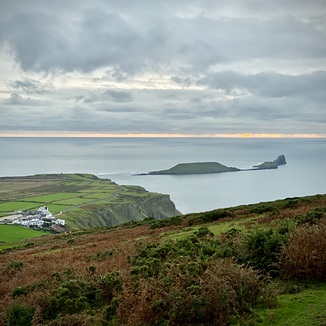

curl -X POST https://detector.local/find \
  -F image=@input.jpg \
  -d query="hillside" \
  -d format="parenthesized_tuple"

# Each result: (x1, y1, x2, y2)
(0, 194, 325, 325)
(0, 174, 181, 230)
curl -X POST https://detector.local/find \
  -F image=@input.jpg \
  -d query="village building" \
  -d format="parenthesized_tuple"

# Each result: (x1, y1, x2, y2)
(1, 205, 65, 228)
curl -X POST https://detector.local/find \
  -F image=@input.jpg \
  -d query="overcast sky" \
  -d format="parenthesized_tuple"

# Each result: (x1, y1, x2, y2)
(0, 0, 325, 137)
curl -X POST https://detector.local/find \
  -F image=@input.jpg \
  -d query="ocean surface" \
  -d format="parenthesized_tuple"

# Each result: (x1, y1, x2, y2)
(0, 137, 325, 214)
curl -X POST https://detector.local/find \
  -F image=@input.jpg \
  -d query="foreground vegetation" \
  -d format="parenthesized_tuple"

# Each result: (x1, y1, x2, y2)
(0, 194, 325, 325)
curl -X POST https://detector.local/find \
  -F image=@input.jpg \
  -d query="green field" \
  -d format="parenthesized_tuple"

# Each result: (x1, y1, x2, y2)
(0, 225, 48, 243)
(0, 201, 39, 214)
(45, 204, 68, 214)
(83, 192, 115, 199)
(54, 197, 94, 206)
(21, 192, 82, 203)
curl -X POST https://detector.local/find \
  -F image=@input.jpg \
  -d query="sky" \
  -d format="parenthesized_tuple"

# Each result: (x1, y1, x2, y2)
(0, 0, 325, 137)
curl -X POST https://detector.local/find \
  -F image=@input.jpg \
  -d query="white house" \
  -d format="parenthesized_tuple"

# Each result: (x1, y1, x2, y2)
(54, 219, 65, 226)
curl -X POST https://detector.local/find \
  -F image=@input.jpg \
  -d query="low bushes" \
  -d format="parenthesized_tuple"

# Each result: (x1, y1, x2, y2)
(281, 221, 326, 280)
(6, 304, 35, 326)
(119, 259, 266, 326)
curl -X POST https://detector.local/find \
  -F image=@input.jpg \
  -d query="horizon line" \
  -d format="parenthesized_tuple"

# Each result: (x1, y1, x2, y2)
(0, 132, 325, 139)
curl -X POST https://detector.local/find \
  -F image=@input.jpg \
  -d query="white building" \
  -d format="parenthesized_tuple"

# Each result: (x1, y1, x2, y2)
(54, 219, 65, 226)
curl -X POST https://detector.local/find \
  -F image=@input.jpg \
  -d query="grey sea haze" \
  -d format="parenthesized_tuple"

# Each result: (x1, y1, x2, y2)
(0, 137, 325, 214)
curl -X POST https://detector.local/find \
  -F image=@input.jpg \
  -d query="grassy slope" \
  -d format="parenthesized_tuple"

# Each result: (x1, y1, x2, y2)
(0, 194, 325, 325)
(255, 283, 326, 326)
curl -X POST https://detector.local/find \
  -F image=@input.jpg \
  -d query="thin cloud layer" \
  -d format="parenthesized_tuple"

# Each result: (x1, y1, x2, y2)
(0, 0, 325, 135)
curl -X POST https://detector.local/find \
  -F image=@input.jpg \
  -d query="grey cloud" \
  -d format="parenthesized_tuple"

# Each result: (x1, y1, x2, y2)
(9, 78, 49, 94)
(98, 106, 135, 113)
(104, 68, 129, 81)
(199, 71, 326, 100)
(171, 76, 193, 87)
(1, 1, 325, 74)
(103, 90, 133, 103)
(3, 93, 43, 106)
(78, 90, 133, 103)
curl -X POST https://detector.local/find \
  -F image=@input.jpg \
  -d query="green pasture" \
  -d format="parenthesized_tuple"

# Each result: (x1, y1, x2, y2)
(0, 201, 39, 214)
(46, 204, 68, 214)
(83, 192, 115, 199)
(20, 192, 82, 203)
(54, 197, 93, 206)
(256, 283, 326, 325)
(0, 225, 48, 244)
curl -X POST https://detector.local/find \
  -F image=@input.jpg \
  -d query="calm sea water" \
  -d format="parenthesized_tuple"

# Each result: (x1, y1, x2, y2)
(0, 137, 325, 214)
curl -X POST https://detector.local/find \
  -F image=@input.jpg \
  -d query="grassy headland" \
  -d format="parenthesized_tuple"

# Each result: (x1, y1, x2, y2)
(0, 174, 180, 230)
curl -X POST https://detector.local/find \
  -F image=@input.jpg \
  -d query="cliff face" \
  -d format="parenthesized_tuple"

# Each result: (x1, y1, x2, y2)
(64, 193, 182, 229)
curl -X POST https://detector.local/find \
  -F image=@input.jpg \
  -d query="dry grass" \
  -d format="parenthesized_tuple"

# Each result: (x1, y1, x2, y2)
(280, 219, 326, 280)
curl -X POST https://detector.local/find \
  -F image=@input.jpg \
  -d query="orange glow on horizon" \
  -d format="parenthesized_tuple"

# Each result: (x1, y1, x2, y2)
(0, 132, 325, 138)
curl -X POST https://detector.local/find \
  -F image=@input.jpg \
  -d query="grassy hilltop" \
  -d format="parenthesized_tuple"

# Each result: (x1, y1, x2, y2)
(0, 194, 325, 325)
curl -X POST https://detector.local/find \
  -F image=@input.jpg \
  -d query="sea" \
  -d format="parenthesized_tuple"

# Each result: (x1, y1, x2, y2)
(0, 137, 325, 214)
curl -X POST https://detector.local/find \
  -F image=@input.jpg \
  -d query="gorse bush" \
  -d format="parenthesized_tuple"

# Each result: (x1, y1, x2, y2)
(119, 258, 266, 325)
(85, 249, 116, 261)
(295, 207, 326, 225)
(40, 269, 122, 322)
(187, 208, 231, 225)
(7, 261, 24, 270)
(240, 226, 289, 276)
(121, 232, 275, 325)
(6, 304, 35, 326)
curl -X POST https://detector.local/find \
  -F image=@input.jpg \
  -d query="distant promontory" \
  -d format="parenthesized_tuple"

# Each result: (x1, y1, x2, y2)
(146, 155, 287, 175)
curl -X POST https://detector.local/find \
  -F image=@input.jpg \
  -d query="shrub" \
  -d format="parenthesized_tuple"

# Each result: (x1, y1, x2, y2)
(295, 207, 326, 225)
(195, 226, 214, 238)
(280, 221, 326, 280)
(150, 216, 182, 229)
(41, 278, 98, 321)
(98, 272, 122, 303)
(6, 304, 35, 326)
(8, 261, 24, 270)
(12, 286, 30, 298)
(249, 204, 278, 214)
(188, 209, 230, 225)
(118, 259, 268, 325)
(237, 226, 289, 276)
(85, 249, 116, 261)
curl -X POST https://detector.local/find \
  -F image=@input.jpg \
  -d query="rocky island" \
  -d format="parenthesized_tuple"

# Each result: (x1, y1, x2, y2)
(147, 155, 286, 175)
(252, 154, 287, 170)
